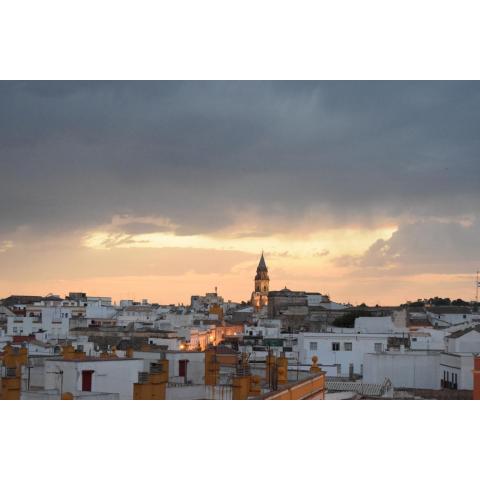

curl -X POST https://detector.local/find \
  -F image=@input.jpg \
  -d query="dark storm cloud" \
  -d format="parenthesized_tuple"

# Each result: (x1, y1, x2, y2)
(1, 81, 480, 238)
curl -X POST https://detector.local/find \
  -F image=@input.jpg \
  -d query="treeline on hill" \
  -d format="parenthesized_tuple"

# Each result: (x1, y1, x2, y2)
(332, 297, 475, 329)
(401, 297, 471, 307)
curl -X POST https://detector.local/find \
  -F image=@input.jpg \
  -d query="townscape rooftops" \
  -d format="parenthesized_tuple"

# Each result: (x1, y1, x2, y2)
(408, 318, 431, 327)
(123, 306, 154, 312)
(407, 307, 427, 313)
(446, 325, 480, 339)
(46, 356, 140, 363)
(1, 295, 45, 306)
(326, 380, 387, 397)
(269, 289, 307, 297)
(427, 306, 472, 314)
(206, 345, 237, 355)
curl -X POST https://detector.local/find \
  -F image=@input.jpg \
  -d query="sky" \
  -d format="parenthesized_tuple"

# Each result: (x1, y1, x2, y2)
(1, 81, 479, 305)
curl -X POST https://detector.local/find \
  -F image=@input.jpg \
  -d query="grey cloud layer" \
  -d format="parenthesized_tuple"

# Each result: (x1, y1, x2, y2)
(337, 219, 480, 276)
(1, 81, 480, 238)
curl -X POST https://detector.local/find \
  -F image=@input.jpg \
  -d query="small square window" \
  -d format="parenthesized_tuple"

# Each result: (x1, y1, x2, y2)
(332, 342, 340, 351)
(309, 342, 317, 351)
(374, 343, 383, 353)
(344, 342, 352, 351)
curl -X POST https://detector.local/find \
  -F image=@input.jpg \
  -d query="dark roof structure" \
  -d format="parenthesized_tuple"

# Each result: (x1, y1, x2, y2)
(427, 306, 471, 315)
(1, 295, 44, 307)
(257, 252, 267, 271)
(446, 325, 480, 339)
(255, 252, 269, 281)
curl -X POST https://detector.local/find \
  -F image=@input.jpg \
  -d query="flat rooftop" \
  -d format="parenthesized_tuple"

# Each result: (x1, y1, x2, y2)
(45, 357, 141, 363)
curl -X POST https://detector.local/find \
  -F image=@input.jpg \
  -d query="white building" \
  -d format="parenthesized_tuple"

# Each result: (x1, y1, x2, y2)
(85, 299, 117, 320)
(364, 326, 480, 391)
(445, 327, 480, 353)
(244, 322, 282, 338)
(296, 330, 404, 376)
(148, 335, 184, 351)
(426, 309, 479, 328)
(6, 306, 71, 338)
(190, 292, 224, 312)
(354, 316, 399, 334)
(115, 306, 156, 327)
(131, 349, 205, 385)
(363, 349, 441, 389)
(409, 328, 446, 350)
(158, 311, 196, 329)
(44, 357, 144, 399)
(440, 326, 480, 390)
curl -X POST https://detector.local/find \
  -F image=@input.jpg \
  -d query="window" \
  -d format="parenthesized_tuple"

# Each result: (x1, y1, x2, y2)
(374, 343, 382, 353)
(332, 342, 340, 351)
(309, 342, 317, 351)
(344, 342, 352, 351)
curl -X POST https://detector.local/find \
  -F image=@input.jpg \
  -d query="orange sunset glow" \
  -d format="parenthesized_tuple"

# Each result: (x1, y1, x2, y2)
(1, 81, 480, 306)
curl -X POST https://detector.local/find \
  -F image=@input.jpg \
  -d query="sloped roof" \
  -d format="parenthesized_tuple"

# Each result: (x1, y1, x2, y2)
(1, 295, 44, 306)
(257, 252, 268, 272)
(446, 325, 480, 339)
(326, 380, 385, 397)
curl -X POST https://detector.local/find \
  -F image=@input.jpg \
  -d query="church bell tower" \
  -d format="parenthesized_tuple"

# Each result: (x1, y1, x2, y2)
(251, 252, 269, 310)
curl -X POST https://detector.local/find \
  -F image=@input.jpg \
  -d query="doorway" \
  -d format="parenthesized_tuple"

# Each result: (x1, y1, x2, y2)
(81, 370, 94, 392)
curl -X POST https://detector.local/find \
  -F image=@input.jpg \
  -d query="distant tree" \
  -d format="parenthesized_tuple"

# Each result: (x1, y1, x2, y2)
(451, 298, 469, 306)
(401, 297, 456, 307)
(428, 297, 451, 306)
(410, 299, 425, 307)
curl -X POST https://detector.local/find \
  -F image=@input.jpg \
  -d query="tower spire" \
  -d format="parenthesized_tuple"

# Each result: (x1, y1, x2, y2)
(257, 251, 267, 272)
